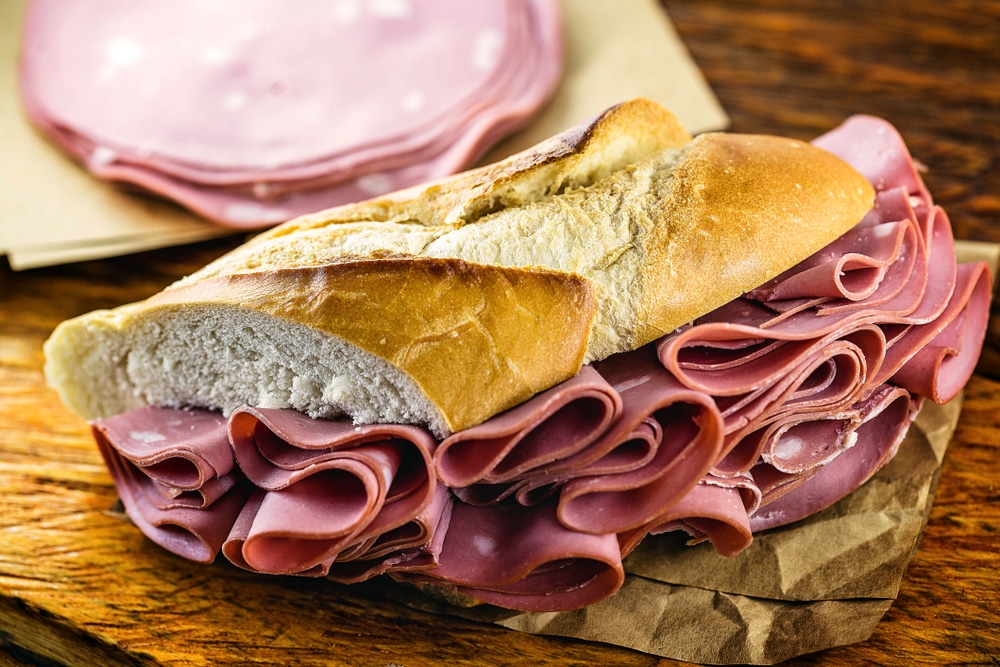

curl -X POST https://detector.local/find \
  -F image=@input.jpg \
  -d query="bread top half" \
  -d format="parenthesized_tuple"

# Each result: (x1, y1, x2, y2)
(44, 99, 876, 435)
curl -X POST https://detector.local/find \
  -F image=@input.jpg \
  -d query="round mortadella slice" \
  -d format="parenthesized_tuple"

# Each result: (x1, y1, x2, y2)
(18, 0, 564, 228)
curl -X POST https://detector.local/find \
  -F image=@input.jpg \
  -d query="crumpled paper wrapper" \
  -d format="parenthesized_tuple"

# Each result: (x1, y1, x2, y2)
(377, 241, 997, 665)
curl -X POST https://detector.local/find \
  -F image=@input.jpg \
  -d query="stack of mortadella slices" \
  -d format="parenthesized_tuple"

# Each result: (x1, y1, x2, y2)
(17, 0, 563, 229)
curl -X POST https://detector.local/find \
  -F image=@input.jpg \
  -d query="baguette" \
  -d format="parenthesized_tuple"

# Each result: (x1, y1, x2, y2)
(44, 99, 875, 436)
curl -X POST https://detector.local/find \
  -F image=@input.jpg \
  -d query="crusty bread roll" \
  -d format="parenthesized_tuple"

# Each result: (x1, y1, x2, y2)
(44, 99, 875, 436)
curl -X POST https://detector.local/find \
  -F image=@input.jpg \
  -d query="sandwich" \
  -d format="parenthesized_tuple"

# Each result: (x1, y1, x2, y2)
(43, 98, 992, 612)
(18, 0, 563, 229)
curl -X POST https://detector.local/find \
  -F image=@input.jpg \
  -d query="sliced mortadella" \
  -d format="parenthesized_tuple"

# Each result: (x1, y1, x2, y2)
(715, 326, 885, 474)
(19, 0, 564, 228)
(808, 115, 960, 329)
(747, 215, 913, 305)
(137, 469, 243, 511)
(236, 461, 388, 574)
(477, 417, 661, 509)
(875, 203, 956, 326)
(658, 323, 876, 400)
(655, 197, 925, 405)
(885, 261, 992, 403)
(232, 407, 438, 543)
(554, 345, 724, 534)
(400, 498, 625, 612)
(757, 414, 862, 475)
(222, 490, 330, 576)
(618, 476, 757, 558)
(21, 0, 525, 170)
(224, 408, 439, 574)
(94, 429, 251, 564)
(228, 406, 435, 488)
(739, 113, 955, 331)
(810, 191, 923, 319)
(747, 184, 930, 327)
(434, 365, 622, 487)
(91, 406, 234, 491)
(812, 114, 933, 214)
(749, 385, 919, 531)
(327, 482, 454, 584)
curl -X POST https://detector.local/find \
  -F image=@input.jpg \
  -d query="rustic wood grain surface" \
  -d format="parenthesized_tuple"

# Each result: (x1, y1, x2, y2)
(2, 1, 999, 665)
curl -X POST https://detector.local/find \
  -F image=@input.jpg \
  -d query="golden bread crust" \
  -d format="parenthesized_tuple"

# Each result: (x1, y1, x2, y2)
(44, 99, 876, 433)
(637, 132, 876, 342)
(147, 257, 596, 432)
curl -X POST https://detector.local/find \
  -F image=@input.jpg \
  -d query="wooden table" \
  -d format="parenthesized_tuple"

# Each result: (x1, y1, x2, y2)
(2, 1, 999, 665)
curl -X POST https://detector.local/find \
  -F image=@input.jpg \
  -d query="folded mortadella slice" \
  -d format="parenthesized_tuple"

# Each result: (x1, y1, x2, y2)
(229, 406, 436, 489)
(91, 406, 235, 490)
(747, 213, 914, 307)
(554, 345, 724, 534)
(807, 190, 925, 320)
(749, 384, 919, 531)
(231, 455, 394, 574)
(492, 417, 661, 508)
(93, 426, 251, 564)
(618, 474, 758, 558)
(434, 365, 622, 488)
(654, 191, 930, 403)
(399, 498, 625, 612)
(449, 348, 719, 511)
(221, 490, 330, 575)
(226, 407, 438, 574)
(809, 116, 960, 329)
(326, 482, 454, 584)
(888, 260, 993, 403)
(657, 320, 879, 401)
(91, 406, 244, 513)
(713, 326, 886, 474)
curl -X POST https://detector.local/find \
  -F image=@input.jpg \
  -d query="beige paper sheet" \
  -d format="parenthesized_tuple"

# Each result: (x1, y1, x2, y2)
(0, 0, 727, 270)
(377, 240, 998, 665)
(479, 0, 730, 163)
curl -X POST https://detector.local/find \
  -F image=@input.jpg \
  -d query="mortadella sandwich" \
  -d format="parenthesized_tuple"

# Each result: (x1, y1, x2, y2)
(43, 99, 992, 612)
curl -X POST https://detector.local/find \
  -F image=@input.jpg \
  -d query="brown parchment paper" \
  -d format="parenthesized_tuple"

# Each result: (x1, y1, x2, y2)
(0, 0, 727, 269)
(378, 241, 998, 665)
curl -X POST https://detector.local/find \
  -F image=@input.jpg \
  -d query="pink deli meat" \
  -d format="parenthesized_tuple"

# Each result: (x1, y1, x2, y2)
(224, 407, 439, 576)
(91, 408, 251, 564)
(18, 0, 563, 228)
(90, 115, 992, 612)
